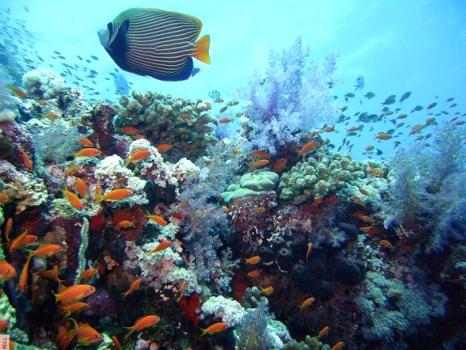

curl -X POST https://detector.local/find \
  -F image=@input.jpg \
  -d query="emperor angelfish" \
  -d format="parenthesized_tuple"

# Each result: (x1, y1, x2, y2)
(98, 8, 210, 81)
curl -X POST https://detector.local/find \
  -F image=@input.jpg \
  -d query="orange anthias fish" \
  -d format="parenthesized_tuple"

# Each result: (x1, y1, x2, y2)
(122, 277, 142, 298)
(54, 284, 96, 305)
(64, 189, 84, 210)
(247, 270, 260, 278)
(272, 158, 287, 173)
(18, 257, 31, 293)
(41, 265, 63, 283)
(298, 140, 320, 156)
(156, 143, 173, 153)
(125, 315, 160, 338)
(0, 319, 10, 332)
(251, 159, 270, 169)
(318, 326, 330, 338)
(200, 322, 229, 336)
(119, 126, 140, 136)
(74, 148, 102, 157)
(331, 341, 345, 350)
(260, 286, 274, 296)
(98, 188, 133, 203)
(245, 256, 261, 265)
(0, 192, 9, 203)
(111, 336, 122, 350)
(359, 226, 381, 236)
(250, 150, 271, 159)
(20, 150, 33, 170)
(116, 220, 135, 229)
(72, 322, 102, 346)
(75, 178, 88, 198)
(375, 132, 392, 140)
(126, 149, 150, 165)
(150, 239, 171, 253)
(299, 296, 315, 310)
(379, 239, 394, 249)
(218, 117, 232, 124)
(4, 217, 13, 242)
(359, 188, 370, 196)
(9, 230, 29, 252)
(79, 137, 94, 147)
(61, 302, 89, 316)
(146, 213, 168, 226)
(0, 260, 16, 281)
(57, 325, 73, 350)
(9, 86, 27, 99)
(78, 268, 97, 281)
(30, 244, 64, 257)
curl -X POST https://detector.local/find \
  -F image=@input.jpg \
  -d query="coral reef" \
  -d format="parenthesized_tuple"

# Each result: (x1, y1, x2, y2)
(221, 170, 278, 203)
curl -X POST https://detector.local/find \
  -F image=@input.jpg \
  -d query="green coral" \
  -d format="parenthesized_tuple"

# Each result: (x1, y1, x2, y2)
(221, 170, 278, 203)
(283, 335, 332, 350)
(278, 150, 366, 204)
(114, 91, 217, 160)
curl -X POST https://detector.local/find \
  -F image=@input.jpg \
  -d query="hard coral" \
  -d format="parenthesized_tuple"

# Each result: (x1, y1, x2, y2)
(114, 91, 217, 161)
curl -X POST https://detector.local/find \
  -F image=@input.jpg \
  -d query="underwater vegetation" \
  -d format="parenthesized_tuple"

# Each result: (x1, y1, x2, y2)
(0, 8, 466, 349)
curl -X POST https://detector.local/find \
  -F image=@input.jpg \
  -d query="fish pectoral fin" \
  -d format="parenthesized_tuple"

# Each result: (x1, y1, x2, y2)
(194, 35, 211, 64)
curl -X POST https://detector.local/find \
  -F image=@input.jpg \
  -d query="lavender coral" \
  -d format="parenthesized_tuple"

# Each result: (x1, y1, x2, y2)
(244, 37, 337, 153)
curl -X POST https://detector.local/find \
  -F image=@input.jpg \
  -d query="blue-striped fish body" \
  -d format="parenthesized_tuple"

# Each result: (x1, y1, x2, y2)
(98, 8, 210, 81)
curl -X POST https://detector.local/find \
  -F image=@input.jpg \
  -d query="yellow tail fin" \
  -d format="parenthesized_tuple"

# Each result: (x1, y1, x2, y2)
(194, 35, 211, 64)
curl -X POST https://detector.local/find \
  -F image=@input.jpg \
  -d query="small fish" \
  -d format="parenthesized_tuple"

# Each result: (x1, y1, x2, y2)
(57, 325, 73, 350)
(318, 326, 329, 338)
(18, 257, 31, 293)
(359, 188, 370, 196)
(74, 148, 102, 157)
(247, 270, 260, 278)
(150, 239, 171, 253)
(399, 91, 411, 103)
(61, 302, 89, 316)
(251, 159, 270, 169)
(0, 260, 16, 281)
(305, 242, 313, 262)
(344, 93, 355, 101)
(78, 268, 97, 281)
(260, 286, 274, 296)
(30, 244, 64, 257)
(298, 141, 320, 156)
(208, 90, 220, 100)
(359, 226, 381, 236)
(119, 126, 140, 135)
(219, 106, 228, 113)
(97, 188, 133, 202)
(0, 192, 9, 203)
(245, 256, 261, 265)
(250, 150, 272, 159)
(54, 284, 96, 305)
(9, 86, 27, 99)
(410, 105, 423, 113)
(41, 265, 63, 283)
(218, 117, 232, 124)
(122, 277, 142, 298)
(397, 113, 407, 119)
(75, 178, 88, 198)
(200, 322, 229, 336)
(156, 143, 173, 153)
(272, 158, 287, 173)
(375, 132, 392, 140)
(410, 124, 424, 134)
(72, 322, 102, 346)
(44, 111, 59, 119)
(126, 149, 150, 165)
(20, 150, 33, 170)
(364, 92, 375, 99)
(112, 336, 122, 350)
(116, 220, 134, 229)
(64, 189, 83, 210)
(331, 341, 345, 350)
(299, 296, 315, 310)
(125, 315, 160, 338)
(354, 76, 364, 91)
(176, 280, 188, 302)
(427, 102, 437, 109)
(0, 319, 9, 332)
(379, 239, 394, 249)
(79, 137, 94, 147)
(146, 213, 168, 226)
(382, 95, 396, 105)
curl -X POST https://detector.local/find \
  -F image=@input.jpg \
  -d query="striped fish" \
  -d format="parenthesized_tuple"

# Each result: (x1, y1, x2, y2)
(98, 8, 210, 81)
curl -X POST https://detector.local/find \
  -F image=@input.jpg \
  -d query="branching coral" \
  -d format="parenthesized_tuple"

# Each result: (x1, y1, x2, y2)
(244, 37, 337, 153)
